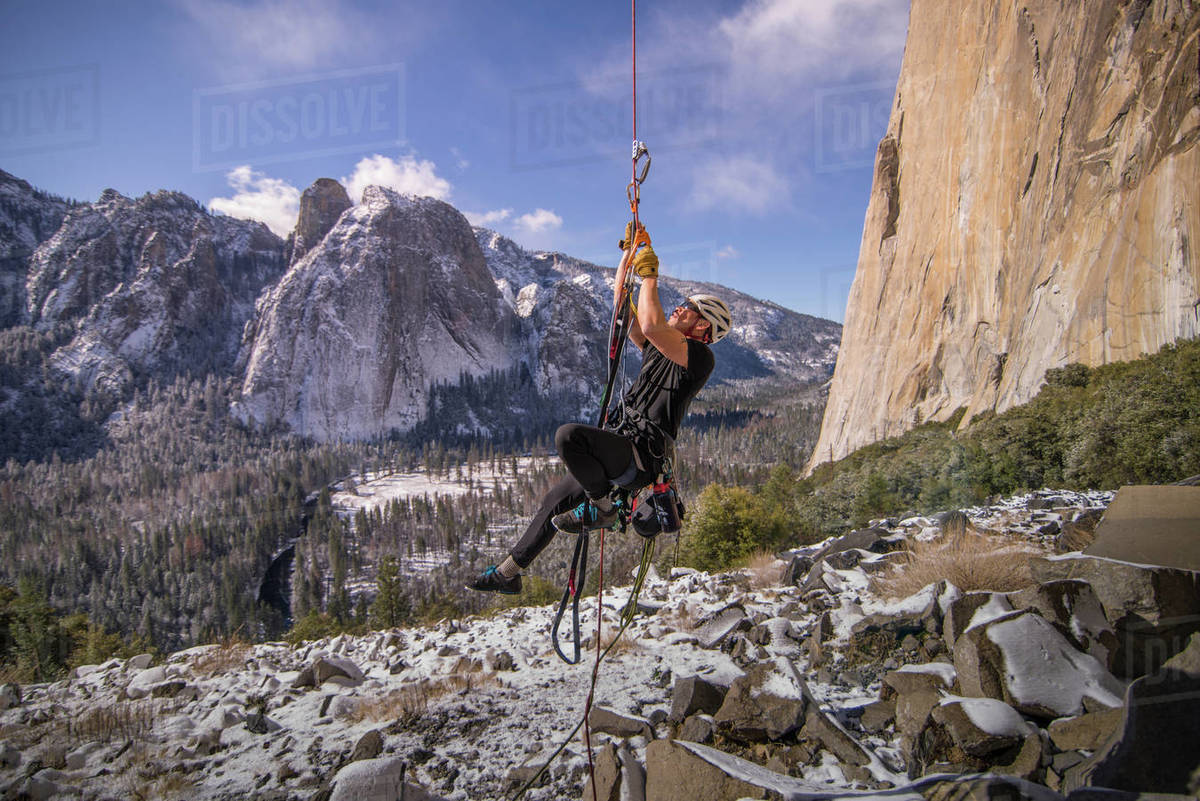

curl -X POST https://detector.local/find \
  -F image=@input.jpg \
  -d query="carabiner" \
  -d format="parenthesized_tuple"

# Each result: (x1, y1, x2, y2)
(631, 140, 651, 185)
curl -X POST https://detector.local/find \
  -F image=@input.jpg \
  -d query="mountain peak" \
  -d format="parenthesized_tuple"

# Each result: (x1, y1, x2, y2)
(288, 178, 351, 264)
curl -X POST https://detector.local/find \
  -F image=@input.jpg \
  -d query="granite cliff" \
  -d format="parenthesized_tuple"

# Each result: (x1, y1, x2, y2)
(0, 170, 69, 328)
(234, 187, 521, 440)
(810, 0, 1199, 469)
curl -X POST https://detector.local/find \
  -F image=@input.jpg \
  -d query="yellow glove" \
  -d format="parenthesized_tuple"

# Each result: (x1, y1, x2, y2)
(619, 221, 651, 251)
(632, 243, 659, 279)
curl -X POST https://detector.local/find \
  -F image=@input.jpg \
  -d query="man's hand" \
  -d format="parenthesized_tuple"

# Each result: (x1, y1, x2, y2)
(632, 244, 659, 279)
(619, 221, 651, 251)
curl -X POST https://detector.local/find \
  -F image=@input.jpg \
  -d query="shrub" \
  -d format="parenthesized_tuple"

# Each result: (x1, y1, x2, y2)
(502, 573, 560, 608)
(284, 611, 357, 645)
(745, 549, 785, 589)
(872, 527, 1041, 599)
(189, 630, 253, 678)
(681, 484, 789, 572)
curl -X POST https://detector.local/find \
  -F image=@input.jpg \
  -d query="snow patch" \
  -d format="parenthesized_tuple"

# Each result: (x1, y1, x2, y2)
(940, 695, 1034, 738)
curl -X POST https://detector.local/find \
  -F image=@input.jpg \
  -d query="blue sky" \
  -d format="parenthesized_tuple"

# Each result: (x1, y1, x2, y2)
(0, 0, 908, 321)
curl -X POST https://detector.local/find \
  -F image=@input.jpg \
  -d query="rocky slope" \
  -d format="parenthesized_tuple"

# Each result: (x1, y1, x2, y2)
(810, 0, 1200, 469)
(0, 169, 69, 329)
(4, 488, 1197, 800)
(25, 188, 286, 405)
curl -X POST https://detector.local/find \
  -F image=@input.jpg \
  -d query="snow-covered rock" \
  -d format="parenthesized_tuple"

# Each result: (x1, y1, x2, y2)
(954, 609, 1125, 718)
(932, 696, 1035, 756)
(714, 656, 809, 741)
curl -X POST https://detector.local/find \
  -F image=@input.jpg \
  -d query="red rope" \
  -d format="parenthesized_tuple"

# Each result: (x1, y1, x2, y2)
(582, 6, 635, 798)
(581, 528, 606, 801)
(630, 0, 640, 229)
(632, 0, 638, 151)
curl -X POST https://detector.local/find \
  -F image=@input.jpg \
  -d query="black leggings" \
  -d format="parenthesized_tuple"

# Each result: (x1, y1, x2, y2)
(509, 423, 639, 568)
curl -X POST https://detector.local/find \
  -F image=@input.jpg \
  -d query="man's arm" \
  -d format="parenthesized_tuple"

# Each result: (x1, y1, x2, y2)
(637, 275, 688, 367)
(614, 248, 647, 349)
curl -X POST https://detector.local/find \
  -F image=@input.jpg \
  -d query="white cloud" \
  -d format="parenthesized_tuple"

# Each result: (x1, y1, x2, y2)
(177, 0, 383, 72)
(341, 154, 452, 204)
(718, 0, 907, 89)
(514, 209, 563, 234)
(464, 208, 512, 227)
(208, 166, 300, 237)
(716, 245, 740, 260)
(579, 0, 907, 212)
(688, 156, 789, 215)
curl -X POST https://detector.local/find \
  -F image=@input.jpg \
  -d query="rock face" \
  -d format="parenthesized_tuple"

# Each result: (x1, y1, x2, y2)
(0, 169, 69, 328)
(234, 188, 521, 440)
(809, 0, 1200, 469)
(24, 188, 285, 403)
(285, 177, 351, 265)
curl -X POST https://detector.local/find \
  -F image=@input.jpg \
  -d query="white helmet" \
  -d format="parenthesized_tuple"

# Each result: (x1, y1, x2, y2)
(688, 293, 732, 344)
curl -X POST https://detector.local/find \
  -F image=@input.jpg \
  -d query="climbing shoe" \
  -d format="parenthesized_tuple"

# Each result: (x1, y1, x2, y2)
(468, 565, 522, 595)
(552, 500, 619, 534)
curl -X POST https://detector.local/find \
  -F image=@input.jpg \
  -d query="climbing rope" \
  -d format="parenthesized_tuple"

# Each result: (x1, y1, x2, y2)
(514, 2, 660, 797)
(508, 536, 656, 801)
(581, 528, 606, 800)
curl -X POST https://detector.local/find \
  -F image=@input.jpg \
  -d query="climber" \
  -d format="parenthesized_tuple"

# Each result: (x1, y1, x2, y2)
(469, 223, 732, 594)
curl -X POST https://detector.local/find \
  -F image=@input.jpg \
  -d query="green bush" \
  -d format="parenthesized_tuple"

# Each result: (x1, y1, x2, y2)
(283, 610, 370, 644)
(503, 574, 561, 607)
(681, 481, 793, 572)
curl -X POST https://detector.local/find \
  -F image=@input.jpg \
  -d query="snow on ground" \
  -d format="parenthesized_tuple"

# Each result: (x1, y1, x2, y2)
(330, 457, 551, 513)
(1, 487, 1120, 800)
(2, 561, 911, 801)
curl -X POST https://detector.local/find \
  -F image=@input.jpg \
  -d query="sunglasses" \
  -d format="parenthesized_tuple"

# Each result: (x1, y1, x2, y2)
(673, 300, 699, 315)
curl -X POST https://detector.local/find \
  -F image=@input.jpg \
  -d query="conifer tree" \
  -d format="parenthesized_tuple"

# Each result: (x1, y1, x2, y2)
(369, 555, 408, 629)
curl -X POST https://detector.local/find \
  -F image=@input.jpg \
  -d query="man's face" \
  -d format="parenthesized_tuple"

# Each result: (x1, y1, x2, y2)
(669, 300, 710, 342)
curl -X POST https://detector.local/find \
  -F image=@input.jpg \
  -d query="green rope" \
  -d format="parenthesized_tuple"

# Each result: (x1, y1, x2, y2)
(508, 536, 657, 801)
(620, 537, 656, 629)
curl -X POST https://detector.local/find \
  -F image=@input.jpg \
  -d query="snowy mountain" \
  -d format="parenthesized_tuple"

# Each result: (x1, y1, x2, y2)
(232, 179, 841, 441)
(0, 170, 840, 456)
(476, 228, 843, 390)
(25, 187, 286, 406)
